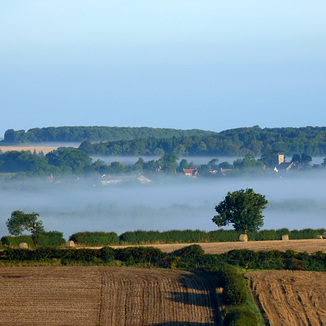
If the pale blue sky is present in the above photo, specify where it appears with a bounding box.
[1,0,326,137]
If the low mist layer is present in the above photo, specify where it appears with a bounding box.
[0,171,325,239]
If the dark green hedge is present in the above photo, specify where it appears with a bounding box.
[34,231,65,247]
[1,235,34,247]
[69,232,119,246]
[82,228,326,246]
[225,249,326,271]
[224,307,259,326]
[1,232,64,248]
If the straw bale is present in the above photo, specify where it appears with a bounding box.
[316,235,323,239]
[19,242,28,249]
[65,240,75,248]
[282,235,289,241]
[239,234,248,242]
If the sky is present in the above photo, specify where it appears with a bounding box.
[1,0,326,137]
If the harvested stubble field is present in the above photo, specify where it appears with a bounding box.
[0,266,217,326]
[112,239,326,254]
[247,270,326,326]
[0,146,60,154]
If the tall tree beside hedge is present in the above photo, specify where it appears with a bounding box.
[213,189,268,233]
[6,211,45,236]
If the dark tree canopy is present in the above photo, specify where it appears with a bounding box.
[6,210,45,236]
[212,188,268,233]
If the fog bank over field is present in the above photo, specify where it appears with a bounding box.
[0,171,325,238]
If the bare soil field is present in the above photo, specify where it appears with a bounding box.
[111,239,326,254]
[247,270,326,326]
[0,266,217,326]
[0,146,60,154]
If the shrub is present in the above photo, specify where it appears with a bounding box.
[1,235,34,248]
[283,249,296,259]
[223,277,247,305]
[284,258,307,271]
[3,248,32,261]
[171,245,205,259]
[219,265,247,305]
[69,232,119,246]
[100,247,115,262]
[68,249,101,262]
[115,246,163,263]
[33,231,65,247]
[224,307,259,326]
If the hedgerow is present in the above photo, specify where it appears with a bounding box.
[224,307,259,326]
[69,232,119,246]
[1,235,34,248]
[69,228,326,246]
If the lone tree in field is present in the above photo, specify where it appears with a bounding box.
[6,210,45,236]
[212,188,268,233]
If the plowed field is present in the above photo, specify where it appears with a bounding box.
[247,270,326,326]
[0,267,217,326]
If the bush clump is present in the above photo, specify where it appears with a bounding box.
[100,246,115,262]
[224,307,259,326]
[33,231,65,247]
[1,235,34,248]
[218,265,247,305]
[114,246,163,263]
[171,245,205,258]
[69,232,119,246]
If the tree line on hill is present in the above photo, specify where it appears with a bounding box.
[3,126,326,157]
[1,126,214,144]
[78,126,326,157]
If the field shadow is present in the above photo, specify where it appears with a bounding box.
[163,273,220,325]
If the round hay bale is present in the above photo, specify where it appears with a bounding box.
[239,234,248,242]
[316,235,323,239]
[282,235,289,241]
[322,232,326,239]
[65,240,75,248]
[19,242,28,249]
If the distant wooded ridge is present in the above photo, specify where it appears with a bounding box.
[1,126,215,144]
[2,125,326,156]
[78,126,326,156]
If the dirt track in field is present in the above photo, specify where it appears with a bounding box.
[247,270,326,326]
[0,267,217,326]
[109,239,326,254]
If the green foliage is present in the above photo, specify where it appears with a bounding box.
[100,246,115,262]
[70,228,326,246]
[219,265,247,305]
[69,232,119,246]
[213,189,268,233]
[46,147,92,174]
[1,235,34,247]
[233,153,264,171]
[114,246,163,263]
[2,127,213,144]
[171,244,205,258]
[33,231,65,247]
[224,307,259,326]
[4,126,326,157]
[6,210,45,236]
